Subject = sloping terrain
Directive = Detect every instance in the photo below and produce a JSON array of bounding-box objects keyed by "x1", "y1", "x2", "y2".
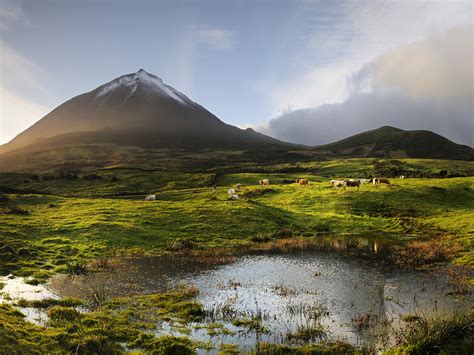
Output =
[{"x1": 314, "y1": 126, "x2": 474, "y2": 160}]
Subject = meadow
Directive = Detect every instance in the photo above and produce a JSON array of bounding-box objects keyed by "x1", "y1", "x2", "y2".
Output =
[{"x1": 0, "y1": 158, "x2": 473, "y2": 353}]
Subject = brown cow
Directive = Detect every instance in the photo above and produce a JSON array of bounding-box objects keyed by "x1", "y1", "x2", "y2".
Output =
[
  {"x1": 298, "y1": 178, "x2": 309, "y2": 186},
  {"x1": 373, "y1": 178, "x2": 390, "y2": 186}
]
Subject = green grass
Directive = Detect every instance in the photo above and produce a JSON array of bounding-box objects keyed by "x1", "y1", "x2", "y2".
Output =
[
  {"x1": 1, "y1": 157, "x2": 473, "y2": 353},
  {"x1": 1, "y1": 173, "x2": 473, "y2": 280},
  {"x1": 0, "y1": 286, "x2": 206, "y2": 354},
  {"x1": 389, "y1": 310, "x2": 474, "y2": 354}
]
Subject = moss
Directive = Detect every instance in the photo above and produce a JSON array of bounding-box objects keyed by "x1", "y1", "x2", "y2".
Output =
[
  {"x1": 256, "y1": 341, "x2": 359, "y2": 354},
  {"x1": 16, "y1": 297, "x2": 84, "y2": 309},
  {"x1": 47, "y1": 306, "x2": 81, "y2": 322},
  {"x1": 218, "y1": 343, "x2": 239, "y2": 354},
  {"x1": 139, "y1": 335, "x2": 196, "y2": 354}
]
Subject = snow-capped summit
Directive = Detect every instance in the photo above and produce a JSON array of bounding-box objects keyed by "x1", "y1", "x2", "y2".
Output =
[
  {"x1": 1, "y1": 69, "x2": 285, "y2": 154},
  {"x1": 95, "y1": 69, "x2": 193, "y2": 106}
]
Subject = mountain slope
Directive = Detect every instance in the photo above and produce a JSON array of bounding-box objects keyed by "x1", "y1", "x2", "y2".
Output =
[
  {"x1": 315, "y1": 126, "x2": 474, "y2": 160},
  {"x1": 0, "y1": 69, "x2": 285, "y2": 154}
]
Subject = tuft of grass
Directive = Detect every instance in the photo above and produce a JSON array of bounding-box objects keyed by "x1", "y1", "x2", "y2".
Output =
[
  {"x1": 16, "y1": 297, "x2": 83, "y2": 309},
  {"x1": 393, "y1": 310, "x2": 474, "y2": 354}
]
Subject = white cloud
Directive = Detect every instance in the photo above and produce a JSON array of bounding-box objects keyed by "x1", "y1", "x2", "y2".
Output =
[
  {"x1": 196, "y1": 26, "x2": 234, "y2": 49},
  {"x1": 0, "y1": 0, "x2": 27, "y2": 30},
  {"x1": 0, "y1": 87, "x2": 48, "y2": 144},
  {"x1": 255, "y1": 25, "x2": 474, "y2": 147},
  {"x1": 0, "y1": 21, "x2": 50, "y2": 144},
  {"x1": 261, "y1": 0, "x2": 473, "y2": 115}
]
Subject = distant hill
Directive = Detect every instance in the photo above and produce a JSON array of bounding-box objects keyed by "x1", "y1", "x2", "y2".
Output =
[
  {"x1": 314, "y1": 126, "x2": 474, "y2": 160},
  {"x1": 0, "y1": 69, "x2": 286, "y2": 154}
]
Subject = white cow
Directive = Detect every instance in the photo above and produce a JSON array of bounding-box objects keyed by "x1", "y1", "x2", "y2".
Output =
[
  {"x1": 228, "y1": 188, "x2": 236, "y2": 196},
  {"x1": 145, "y1": 194, "x2": 156, "y2": 201},
  {"x1": 230, "y1": 194, "x2": 240, "y2": 200},
  {"x1": 259, "y1": 179, "x2": 270, "y2": 186},
  {"x1": 359, "y1": 178, "x2": 369, "y2": 185},
  {"x1": 235, "y1": 183, "x2": 241, "y2": 191},
  {"x1": 330, "y1": 180, "x2": 346, "y2": 190}
]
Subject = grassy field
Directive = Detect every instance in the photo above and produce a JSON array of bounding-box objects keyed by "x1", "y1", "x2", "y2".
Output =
[
  {"x1": 1, "y1": 158, "x2": 473, "y2": 353},
  {"x1": 1, "y1": 160, "x2": 473, "y2": 280}
]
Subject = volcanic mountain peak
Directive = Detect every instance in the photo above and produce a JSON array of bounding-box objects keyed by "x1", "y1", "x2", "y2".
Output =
[{"x1": 95, "y1": 69, "x2": 193, "y2": 106}]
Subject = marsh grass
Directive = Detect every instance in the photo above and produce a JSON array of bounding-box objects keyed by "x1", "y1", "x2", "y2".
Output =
[{"x1": 393, "y1": 310, "x2": 474, "y2": 353}]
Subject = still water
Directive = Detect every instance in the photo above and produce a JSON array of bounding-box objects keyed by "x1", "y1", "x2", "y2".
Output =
[{"x1": 1, "y1": 236, "x2": 471, "y2": 351}]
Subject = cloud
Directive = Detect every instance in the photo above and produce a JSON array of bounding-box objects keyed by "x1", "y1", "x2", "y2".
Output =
[
  {"x1": 0, "y1": 43, "x2": 50, "y2": 144},
  {"x1": 361, "y1": 27, "x2": 473, "y2": 106},
  {"x1": 0, "y1": 87, "x2": 48, "y2": 144},
  {"x1": 0, "y1": 0, "x2": 27, "y2": 30},
  {"x1": 255, "y1": 26, "x2": 474, "y2": 147},
  {"x1": 259, "y1": 1, "x2": 472, "y2": 115},
  {"x1": 173, "y1": 25, "x2": 234, "y2": 95},
  {"x1": 196, "y1": 26, "x2": 234, "y2": 49}
]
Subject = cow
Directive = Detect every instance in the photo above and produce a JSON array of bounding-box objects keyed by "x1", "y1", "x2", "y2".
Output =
[
  {"x1": 259, "y1": 179, "x2": 270, "y2": 186},
  {"x1": 345, "y1": 179, "x2": 361, "y2": 189},
  {"x1": 298, "y1": 178, "x2": 309, "y2": 186},
  {"x1": 400, "y1": 175, "x2": 405, "y2": 179},
  {"x1": 330, "y1": 180, "x2": 346, "y2": 190},
  {"x1": 235, "y1": 183, "x2": 241, "y2": 191},
  {"x1": 228, "y1": 188, "x2": 236, "y2": 197},
  {"x1": 145, "y1": 194, "x2": 156, "y2": 201},
  {"x1": 373, "y1": 178, "x2": 390, "y2": 186},
  {"x1": 359, "y1": 178, "x2": 369, "y2": 185},
  {"x1": 211, "y1": 184, "x2": 217, "y2": 193},
  {"x1": 229, "y1": 194, "x2": 240, "y2": 200}
]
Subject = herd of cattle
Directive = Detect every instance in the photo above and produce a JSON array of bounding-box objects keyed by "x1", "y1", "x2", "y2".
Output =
[
  {"x1": 329, "y1": 177, "x2": 390, "y2": 190},
  {"x1": 144, "y1": 176, "x2": 394, "y2": 201}
]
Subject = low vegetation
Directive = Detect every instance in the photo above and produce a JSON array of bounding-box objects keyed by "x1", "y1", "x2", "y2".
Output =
[{"x1": 1, "y1": 157, "x2": 473, "y2": 352}]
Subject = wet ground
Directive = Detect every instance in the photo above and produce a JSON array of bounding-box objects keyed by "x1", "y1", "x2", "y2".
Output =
[{"x1": 1, "y1": 235, "x2": 471, "y2": 351}]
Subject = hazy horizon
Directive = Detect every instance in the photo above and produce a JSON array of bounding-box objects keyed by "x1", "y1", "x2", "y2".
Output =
[{"x1": 1, "y1": 0, "x2": 472, "y2": 147}]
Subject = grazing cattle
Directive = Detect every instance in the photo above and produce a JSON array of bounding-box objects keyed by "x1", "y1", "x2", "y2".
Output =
[
  {"x1": 145, "y1": 194, "x2": 156, "y2": 201},
  {"x1": 229, "y1": 194, "x2": 239, "y2": 200},
  {"x1": 400, "y1": 175, "x2": 405, "y2": 179},
  {"x1": 359, "y1": 178, "x2": 369, "y2": 185},
  {"x1": 345, "y1": 179, "x2": 361, "y2": 189},
  {"x1": 235, "y1": 183, "x2": 241, "y2": 191},
  {"x1": 373, "y1": 178, "x2": 390, "y2": 186},
  {"x1": 228, "y1": 188, "x2": 236, "y2": 196},
  {"x1": 330, "y1": 180, "x2": 346, "y2": 190},
  {"x1": 298, "y1": 178, "x2": 309, "y2": 186},
  {"x1": 259, "y1": 179, "x2": 270, "y2": 186}
]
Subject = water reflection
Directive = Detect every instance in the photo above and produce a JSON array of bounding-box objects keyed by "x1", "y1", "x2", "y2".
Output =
[{"x1": 43, "y1": 235, "x2": 471, "y2": 350}]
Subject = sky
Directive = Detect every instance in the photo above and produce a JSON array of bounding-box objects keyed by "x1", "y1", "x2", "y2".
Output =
[{"x1": 0, "y1": 0, "x2": 473, "y2": 146}]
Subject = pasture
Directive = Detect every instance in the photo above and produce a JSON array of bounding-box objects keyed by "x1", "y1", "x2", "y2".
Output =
[
  {"x1": 1, "y1": 162, "x2": 473, "y2": 280},
  {"x1": 1, "y1": 158, "x2": 473, "y2": 353}
]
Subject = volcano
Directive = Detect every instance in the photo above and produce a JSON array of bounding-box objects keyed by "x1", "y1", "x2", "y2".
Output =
[{"x1": 1, "y1": 69, "x2": 285, "y2": 154}]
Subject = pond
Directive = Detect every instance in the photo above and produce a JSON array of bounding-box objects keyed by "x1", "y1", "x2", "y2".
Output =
[{"x1": 1, "y1": 235, "x2": 472, "y2": 352}]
